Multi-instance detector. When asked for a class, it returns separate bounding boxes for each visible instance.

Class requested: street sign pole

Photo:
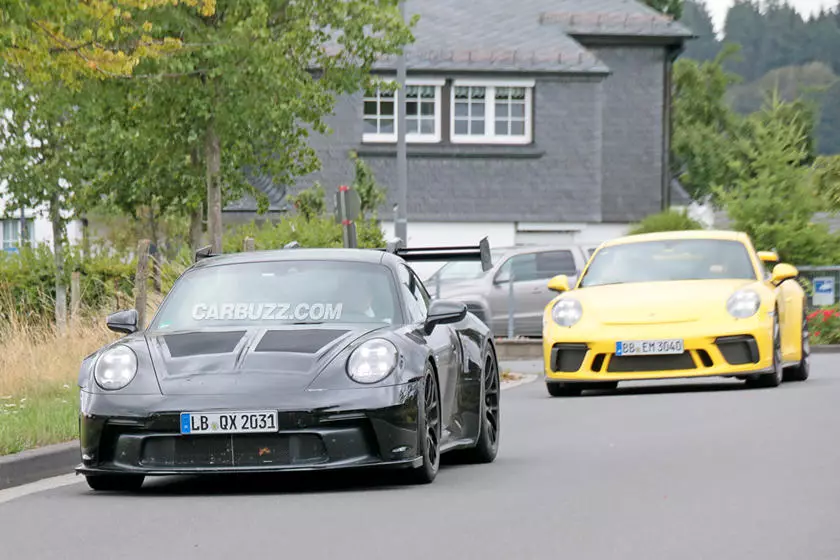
[394,0,408,244]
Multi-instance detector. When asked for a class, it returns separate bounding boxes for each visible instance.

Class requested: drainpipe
[662,42,684,211]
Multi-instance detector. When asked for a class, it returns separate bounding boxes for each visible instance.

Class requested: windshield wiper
[292,321,325,325]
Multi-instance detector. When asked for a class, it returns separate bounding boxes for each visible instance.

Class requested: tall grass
[0,286,164,455]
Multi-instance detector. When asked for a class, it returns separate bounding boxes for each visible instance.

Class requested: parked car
[542,230,809,397]
[426,245,591,337]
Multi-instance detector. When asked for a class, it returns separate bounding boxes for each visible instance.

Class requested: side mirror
[771,263,798,286]
[758,251,780,264]
[106,309,139,334]
[547,274,570,293]
[424,300,467,334]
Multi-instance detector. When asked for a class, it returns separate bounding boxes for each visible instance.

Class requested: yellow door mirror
[758,251,780,264]
[771,263,798,285]
[547,274,570,293]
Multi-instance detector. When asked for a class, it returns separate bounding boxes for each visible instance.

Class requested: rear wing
[383,237,493,272]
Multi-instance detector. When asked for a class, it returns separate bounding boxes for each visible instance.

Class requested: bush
[223,215,385,252]
[807,307,840,345]
[628,209,704,235]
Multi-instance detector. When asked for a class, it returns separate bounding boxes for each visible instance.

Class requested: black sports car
[76,239,501,490]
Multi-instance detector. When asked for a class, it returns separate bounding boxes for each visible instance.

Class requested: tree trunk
[49,195,67,335]
[189,204,204,252]
[205,120,223,254]
[148,205,162,293]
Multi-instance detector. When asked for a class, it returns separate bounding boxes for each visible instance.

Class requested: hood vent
[163,331,247,358]
[254,329,349,354]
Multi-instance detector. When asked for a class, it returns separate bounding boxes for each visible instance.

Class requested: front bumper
[543,319,774,382]
[76,382,422,476]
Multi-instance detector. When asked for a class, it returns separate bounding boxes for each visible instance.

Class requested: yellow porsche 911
[542,230,810,397]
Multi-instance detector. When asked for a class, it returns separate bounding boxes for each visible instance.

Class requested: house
[233,0,694,250]
[0,195,83,253]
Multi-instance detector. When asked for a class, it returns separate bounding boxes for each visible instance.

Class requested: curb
[811,345,840,354]
[0,441,80,491]
[0,374,542,491]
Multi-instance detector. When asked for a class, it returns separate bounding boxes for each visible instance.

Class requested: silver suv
[424,245,592,338]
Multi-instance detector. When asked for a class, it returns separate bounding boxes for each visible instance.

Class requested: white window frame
[1,219,34,250]
[362,77,444,144]
[450,79,535,145]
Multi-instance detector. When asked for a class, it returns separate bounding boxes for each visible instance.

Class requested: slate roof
[223,172,289,214]
[367,0,691,74]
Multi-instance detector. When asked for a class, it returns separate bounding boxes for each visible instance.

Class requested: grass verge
[0,315,117,456]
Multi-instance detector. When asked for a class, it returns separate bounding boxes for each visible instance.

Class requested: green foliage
[288,184,327,221]
[714,96,840,264]
[222,216,385,253]
[678,1,721,62]
[672,46,743,200]
[349,151,387,219]
[814,154,840,209]
[628,209,704,235]
[0,0,214,86]
[643,0,683,19]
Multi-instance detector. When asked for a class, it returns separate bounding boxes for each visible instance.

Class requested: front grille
[715,335,759,365]
[551,343,588,372]
[139,433,328,468]
[607,352,696,373]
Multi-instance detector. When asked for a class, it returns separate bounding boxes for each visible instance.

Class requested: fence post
[243,237,255,252]
[507,272,515,339]
[70,271,81,330]
[135,239,151,330]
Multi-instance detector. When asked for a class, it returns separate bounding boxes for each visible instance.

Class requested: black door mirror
[106,309,139,334]
[424,300,467,334]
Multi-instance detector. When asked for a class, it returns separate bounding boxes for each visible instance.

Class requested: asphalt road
[2,357,840,560]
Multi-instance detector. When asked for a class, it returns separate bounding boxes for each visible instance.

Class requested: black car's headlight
[347,338,398,384]
[94,345,138,390]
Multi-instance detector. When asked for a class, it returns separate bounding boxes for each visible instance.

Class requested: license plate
[615,339,684,356]
[180,410,279,435]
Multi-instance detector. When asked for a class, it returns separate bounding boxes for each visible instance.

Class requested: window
[496,250,577,283]
[1,219,34,250]
[362,79,444,143]
[398,265,429,323]
[451,80,534,145]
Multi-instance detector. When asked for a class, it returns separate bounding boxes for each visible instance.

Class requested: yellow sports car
[542,230,809,397]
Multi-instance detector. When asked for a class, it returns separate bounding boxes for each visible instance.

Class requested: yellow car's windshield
[579,239,758,287]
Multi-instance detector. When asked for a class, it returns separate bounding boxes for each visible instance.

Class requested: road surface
[2,356,840,559]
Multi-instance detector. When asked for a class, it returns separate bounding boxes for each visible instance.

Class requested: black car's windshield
[150,260,402,330]
[579,239,758,288]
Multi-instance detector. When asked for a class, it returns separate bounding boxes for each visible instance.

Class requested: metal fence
[796,266,840,310]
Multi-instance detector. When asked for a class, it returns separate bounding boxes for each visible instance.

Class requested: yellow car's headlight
[727,289,761,319]
[551,299,582,327]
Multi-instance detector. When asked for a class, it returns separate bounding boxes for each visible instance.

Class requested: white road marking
[0,473,83,506]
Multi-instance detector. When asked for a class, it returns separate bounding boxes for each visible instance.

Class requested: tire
[85,474,145,492]
[784,309,810,382]
[405,362,441,484]
[746,311,783,388]
[546,382,583,397]
[458,350,500,464]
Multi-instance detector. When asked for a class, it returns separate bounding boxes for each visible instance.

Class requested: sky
[704,0,836,32]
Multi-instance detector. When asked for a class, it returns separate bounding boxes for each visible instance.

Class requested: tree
[0,1,215,86]
[671,45,743,200]
[628,209,704,235]
[679,1,721,62]
[715,96,836,264]
[644,0,683,20]
[349,150,386,219]
[84,0,414,254]
[0,74,85,333]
